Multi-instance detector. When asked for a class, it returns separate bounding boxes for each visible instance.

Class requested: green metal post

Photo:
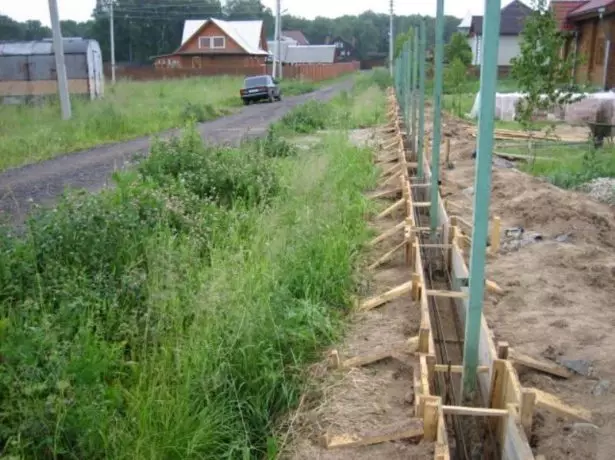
[417,19,426,178]
[411,27,419,152]
[430,0,445,233]
[406,40,412,134]
[461,0,502,400]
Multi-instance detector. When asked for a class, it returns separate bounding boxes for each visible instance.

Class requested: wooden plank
[360,280,413,311]
[434,364,489,374]
[442,405,510,417]
[413,201,431,207]
[530,387,592,422]
[368,238,408,270]
[369,221,405,246]
[325,419,424,449]
[510,350,573,379]
[380,170,403,188]
[376,198,405,220]
[367,188,401,200]
[425,289,468,299]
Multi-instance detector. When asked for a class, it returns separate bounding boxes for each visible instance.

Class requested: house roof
[567,0,615,17]
[470,0,533,35]
[180,19,267,55]
[0,38,96,56]
[551,0,588,30]
[281,30,309,45]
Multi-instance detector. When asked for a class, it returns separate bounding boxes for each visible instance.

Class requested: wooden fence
[104,61,360,82]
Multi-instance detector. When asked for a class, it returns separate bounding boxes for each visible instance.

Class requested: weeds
[0,86,380,458]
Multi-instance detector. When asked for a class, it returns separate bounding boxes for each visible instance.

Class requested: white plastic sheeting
[469,91,615,124]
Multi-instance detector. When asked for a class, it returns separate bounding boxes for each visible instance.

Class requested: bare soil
[438,114,615,460]
[282,129,433,459]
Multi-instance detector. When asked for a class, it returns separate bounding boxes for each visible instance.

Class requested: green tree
[511,0,581,147]
[444,58,469,116]
[445,32,472,66]
[394,27,414,59]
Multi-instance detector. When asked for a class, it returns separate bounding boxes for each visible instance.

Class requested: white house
[460,0,533,67]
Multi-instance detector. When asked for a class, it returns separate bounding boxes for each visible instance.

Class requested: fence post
[461,0,502,401]
[430,0,445,234]
[417,18,427,178]
[411,27,419,153]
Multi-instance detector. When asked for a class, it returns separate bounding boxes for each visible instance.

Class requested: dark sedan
[240,75,282,105]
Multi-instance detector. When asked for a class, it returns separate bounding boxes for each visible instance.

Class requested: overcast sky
[0,0,502,26]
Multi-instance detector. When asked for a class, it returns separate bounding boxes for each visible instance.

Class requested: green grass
[506,141,615,188]
[0,82,382,459]
[0,75,336,172]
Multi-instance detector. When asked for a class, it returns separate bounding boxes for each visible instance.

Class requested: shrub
[140,126,280,206]
[279,100,329,133]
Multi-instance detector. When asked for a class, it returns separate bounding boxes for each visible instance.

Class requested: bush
[181,102,219,123]
[140,126,279,206]
[255,126,298,158]
[279,100,329,133]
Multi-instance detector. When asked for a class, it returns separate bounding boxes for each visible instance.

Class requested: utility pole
[273,8,279,79]
[277,0,283,79]
[48,0,71,120]
[461,0,502,401]
[389,0,394,75]
[109,0,116,84]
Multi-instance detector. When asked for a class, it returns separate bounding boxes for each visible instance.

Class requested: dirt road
[0,80,352,225]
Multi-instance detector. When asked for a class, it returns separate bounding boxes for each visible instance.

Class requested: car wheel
[243,99,249,105]
[268,93,275,103]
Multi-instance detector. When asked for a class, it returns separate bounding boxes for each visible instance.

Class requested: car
[240,75,282,105]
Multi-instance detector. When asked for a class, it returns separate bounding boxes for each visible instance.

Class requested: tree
[445,32,472,66]
[444,58,469,116]
[511,0,581,150]
[394,27,414,59]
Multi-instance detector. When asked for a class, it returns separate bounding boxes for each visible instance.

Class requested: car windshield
[244,76,271,88]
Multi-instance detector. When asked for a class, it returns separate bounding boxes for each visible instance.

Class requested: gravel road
[0,79,353,225]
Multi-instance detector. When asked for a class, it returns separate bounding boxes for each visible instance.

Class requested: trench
[409,169,501,460]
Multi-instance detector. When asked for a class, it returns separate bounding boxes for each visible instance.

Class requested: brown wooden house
[153,19,269,70]
[553,0,615,88]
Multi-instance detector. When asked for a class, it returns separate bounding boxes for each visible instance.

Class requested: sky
[0,0,494,26]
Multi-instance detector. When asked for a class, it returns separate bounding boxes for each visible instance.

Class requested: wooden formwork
[325,88,590,458]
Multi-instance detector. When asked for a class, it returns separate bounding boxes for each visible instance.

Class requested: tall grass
[0,85,379,458]
[0,76,331,172]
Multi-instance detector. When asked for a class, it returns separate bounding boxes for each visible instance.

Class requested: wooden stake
[360,280,413,311]
[423,397,440,441]
[418,329,430,354]
[412,273,421,300]
[489,359,507,433]
[520,388,536,437]
[496,341,510,360]
[491,216,501,254]
[379,162,402,178]
[445,138,451,165]
[448,217,457,269]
